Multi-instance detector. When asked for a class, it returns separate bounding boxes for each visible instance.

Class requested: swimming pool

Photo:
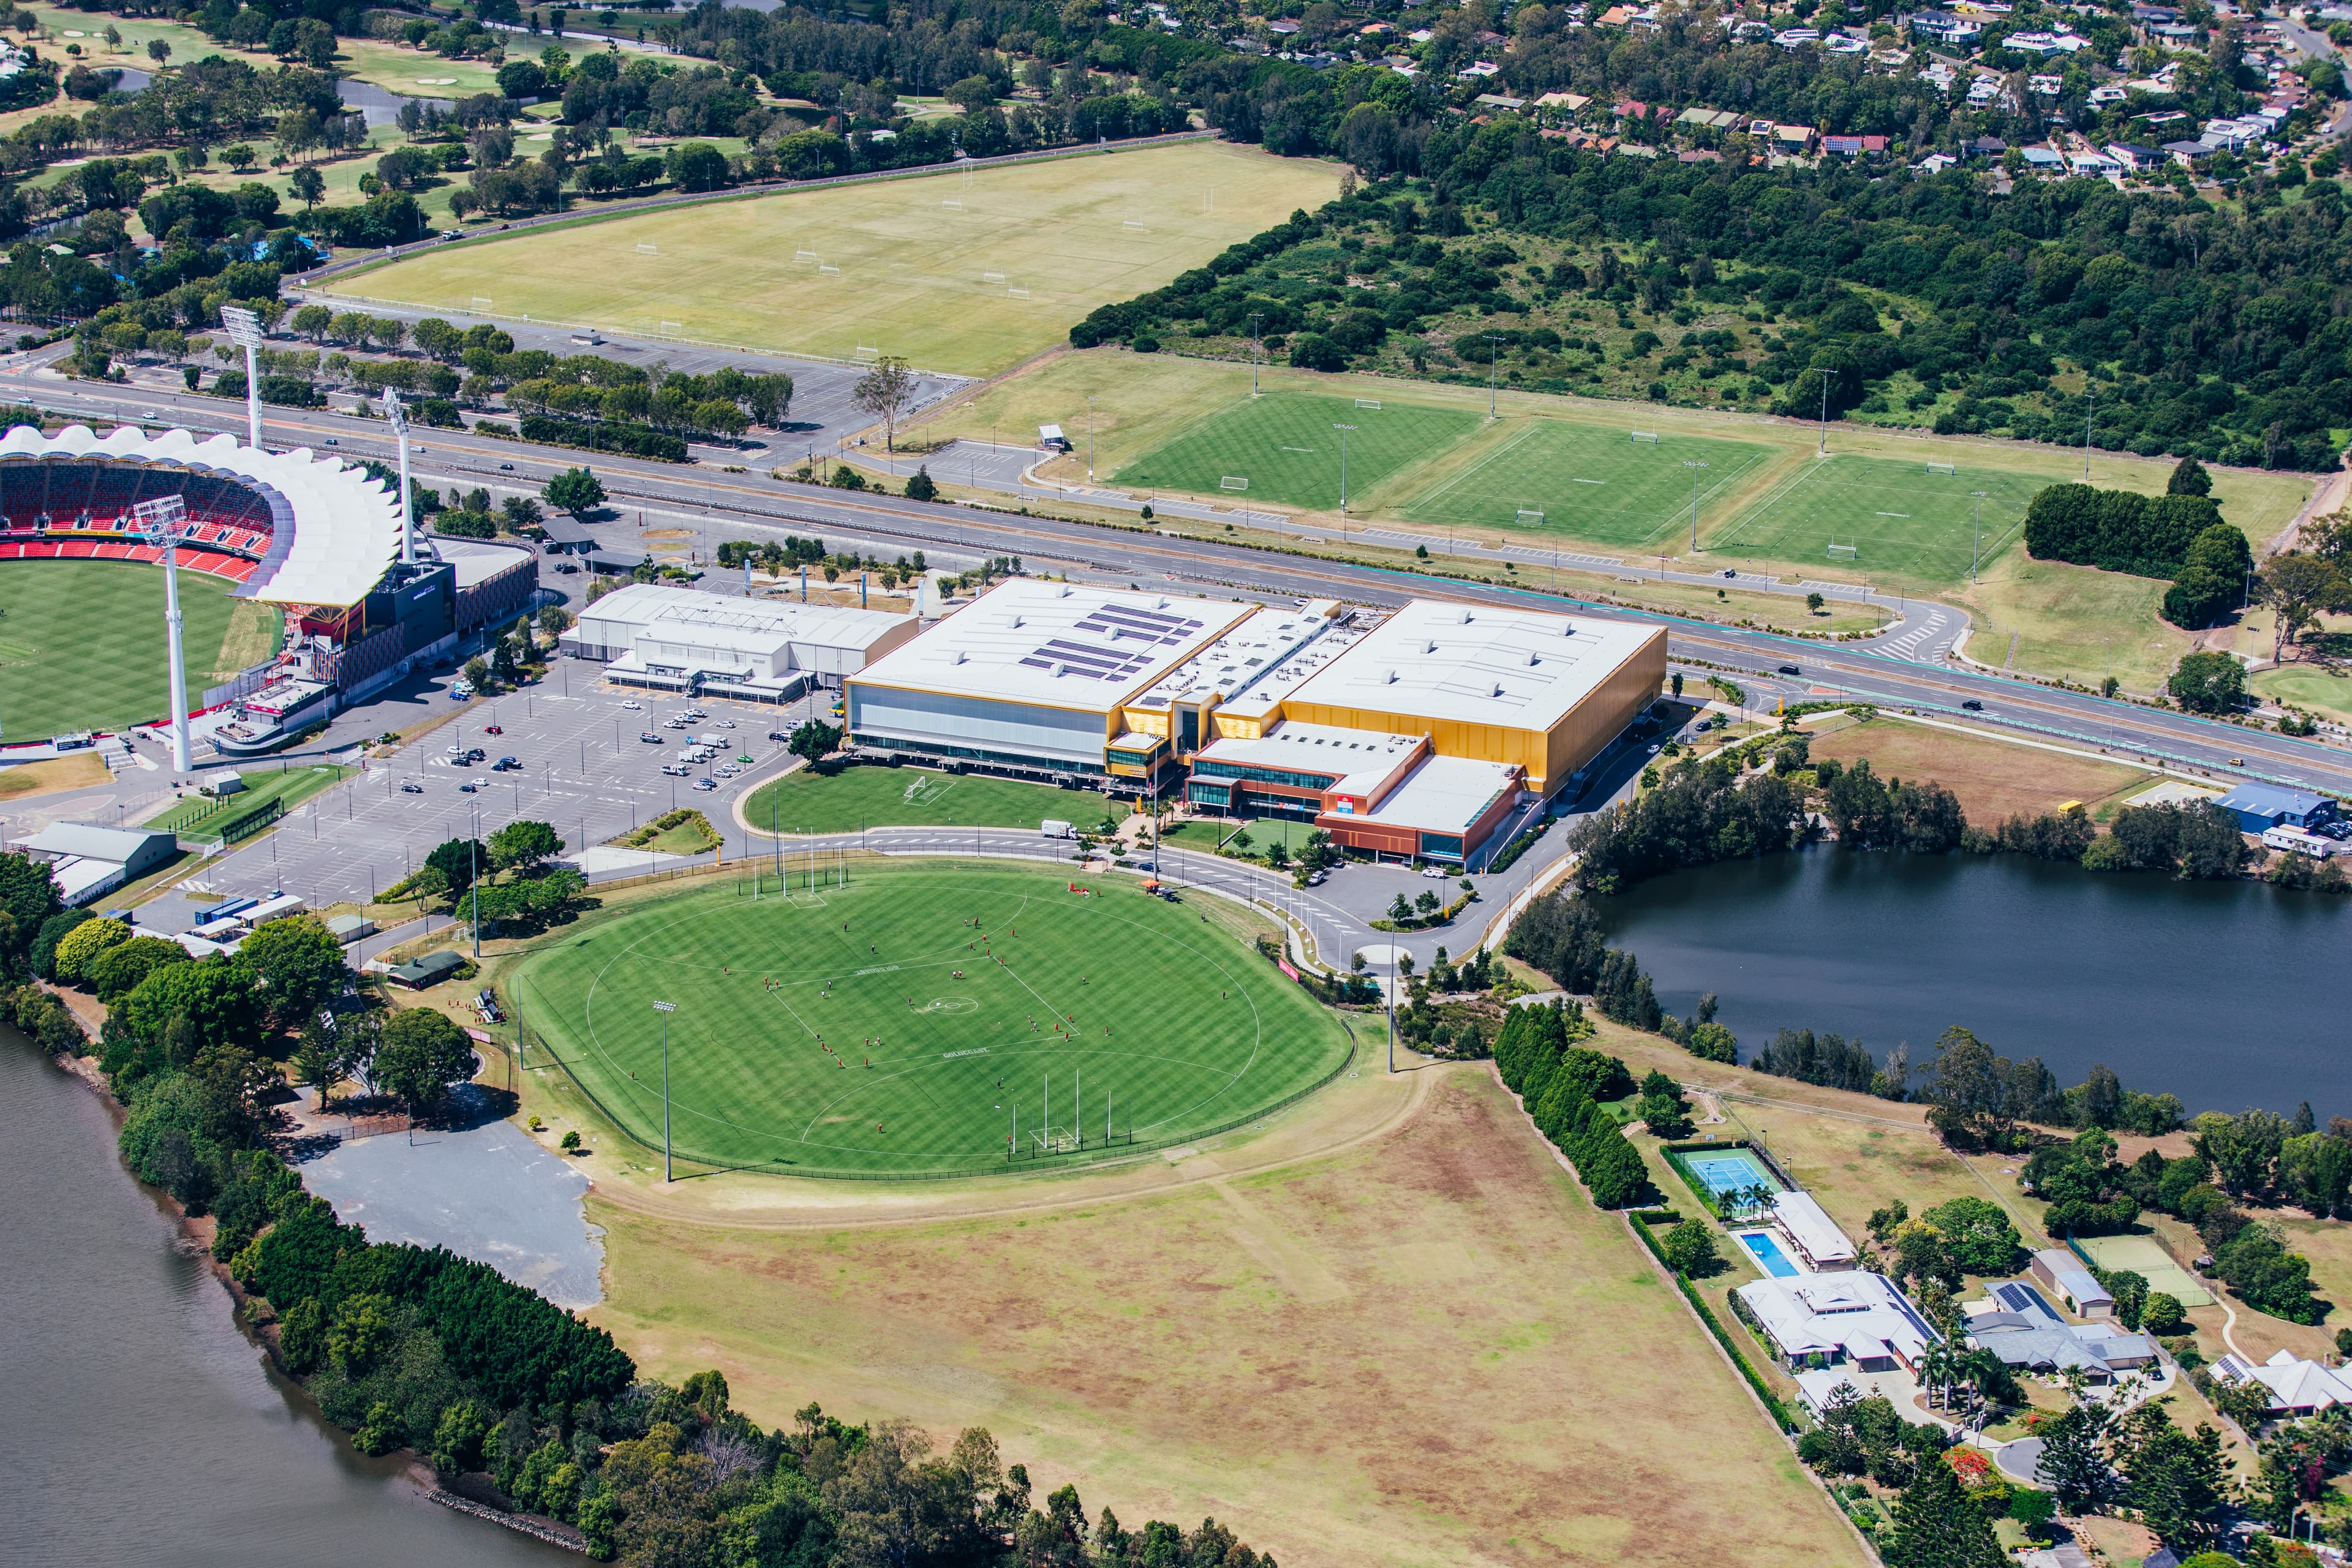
[1740,1231,1800,1278]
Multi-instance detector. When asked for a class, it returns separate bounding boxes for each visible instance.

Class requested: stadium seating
[0,464,277,557]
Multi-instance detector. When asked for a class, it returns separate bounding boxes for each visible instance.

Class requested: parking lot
[187,673,835,911]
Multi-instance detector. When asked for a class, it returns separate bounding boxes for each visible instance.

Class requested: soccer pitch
[1114,391,1483,511]
[1705,454,2046,584]
[743,763,1106,837]
[0,560,247,740]
[1401,420,1776,546]
[339,141,1338,377]
[511,861,1355,1177]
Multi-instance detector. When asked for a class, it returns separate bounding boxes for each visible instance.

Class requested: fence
[504,968,1359,1182]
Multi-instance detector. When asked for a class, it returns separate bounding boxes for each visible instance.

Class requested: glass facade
[1193,759,1340,791]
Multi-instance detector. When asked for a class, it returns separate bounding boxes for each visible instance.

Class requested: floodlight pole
[1684,461,1708,552]
[1818,375,1829,456]
[653,1000,676,1181]
[2083,385,2094,480]
[131,495,193,774]
[1487,334,1502,419]
[1085,396,1096,482]
[1248,312,1264,396]
[382,389,413,564]
[1970,491,1988,583]
[1333,423,1356,523]
[220,304,265,451]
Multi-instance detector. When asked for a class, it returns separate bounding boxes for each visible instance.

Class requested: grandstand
[0,424,537,750]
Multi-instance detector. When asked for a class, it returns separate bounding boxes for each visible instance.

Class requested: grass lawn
[0,750,109,799]
[1159,815,1323,856]
[335,140,1341,375]
[1803,712,2158,826]
[0,559,254,739]
[511,859,1354,1176]
[2252,664,2352,725]
[1114,390,1484,514]
[581,1063,1870,1568]
[743,764,1107,837]
[1705,454,2046,587]
[1957,552,2194,695]
[143,763,353,835]
[1400,417,1775,548]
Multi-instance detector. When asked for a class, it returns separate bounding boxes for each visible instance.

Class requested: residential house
[1822,134,1890,157]
[2105,141,2166,172]
[1774,124,1818,151]
[2020,144,2068,170]
[2028,1249,2116,1317]
[2163,139,2214,167]
[1736,1272,1941,1373]
[2069,147,2125,176]
[1915,151,1962,173]
[1967,1289,2158,1382]
[1770,1191,1860,1267]
[1774,26,1822,47]
[2212,1350,2352,1415]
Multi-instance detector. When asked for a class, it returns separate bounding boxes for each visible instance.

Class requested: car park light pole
[653,1000,677,1181]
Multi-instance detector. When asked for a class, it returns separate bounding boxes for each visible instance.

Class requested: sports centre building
[558,582,917,701]
[0,424,535,752]
[846,581,1666,865]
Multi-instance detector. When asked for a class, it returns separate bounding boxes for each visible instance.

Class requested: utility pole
[1487,334,1502,419]
[2084,385,2095,480]
[1248,311,1264,396]
[1684,461,1708,552]
[1085,395,1096,482]
[653,1000,676,1180]
[1818,374,1830,456]
[1970,491,1987,584]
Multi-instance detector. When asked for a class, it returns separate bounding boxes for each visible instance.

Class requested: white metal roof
[23,822,173,862]
[1197,721,1422,796]
[1736,1272,1937,1363]
[0,423,404,609]
[853,579,1250,714]
[1131,603,1337,710]
[578,582,914,654]
[1286,600,1662,731]
[1352,753,1521,832]
[1771,1191,1858,1264]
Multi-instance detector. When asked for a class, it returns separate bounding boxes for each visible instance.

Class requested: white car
[715,764,740,778]
[692,778,717,791]
[1420,865,1449,878]
[621,699,642,710]
[716,719,736,729]
[446,744,465,755]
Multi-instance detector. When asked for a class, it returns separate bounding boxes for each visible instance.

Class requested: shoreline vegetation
[0,839,1287,1568]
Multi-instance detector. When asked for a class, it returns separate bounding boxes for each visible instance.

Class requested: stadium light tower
[219,304,265,451]
[1683,461,1708,552]
[382,388,413,564]
[130,494,194,774]
[652,1000,677,1181]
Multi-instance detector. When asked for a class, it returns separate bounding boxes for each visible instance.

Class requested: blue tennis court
[1683,1150,1783,1202]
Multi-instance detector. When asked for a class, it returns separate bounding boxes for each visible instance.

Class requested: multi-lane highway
[10,348,2350,798]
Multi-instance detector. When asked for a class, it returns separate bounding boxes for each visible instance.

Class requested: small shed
[325,913,375,944]
[388,949,468,989]
[204,770,246,796]
[2029,1248,2116,1318]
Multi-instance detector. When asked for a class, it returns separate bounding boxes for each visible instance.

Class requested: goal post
[1219,476,1250,491]
[1826,542,1860,559]
[1516,508,1546,528]
[1354,398,1382,409]
[1926,461,1956,475]
[635,242,658,254]
[1629,429,1660,444]
[469,296,492,312]
[1006,287,1030,298]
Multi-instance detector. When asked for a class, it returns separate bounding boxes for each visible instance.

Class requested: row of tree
[1491,1001,1649,1207]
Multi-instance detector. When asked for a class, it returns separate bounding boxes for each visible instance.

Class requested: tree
[2117,1401,2230,1551]
[2033,1400,2118,1512]
[372,1007,477,1115]
[2168,455,2212,496]
[292,1020,339,1109]
[425,837,486,899]
[788,720,842,764]
[51,914,131,985]
[1880,1453,2006,1568]
[463,655,490,691]
[288,165,325,209]
[1662,1218,1722,1276]
[489,820,563,873]
[850,357,917,453]
[239,914,347,1028]
[2256,552,2352,663]
[1806,591,1825,614]
[904,466,937,502]
[543,466,605,518]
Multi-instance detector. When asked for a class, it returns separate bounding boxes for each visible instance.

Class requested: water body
[338,77,428,126]
[1599,846,2350,1119]
[0,1039,567,1567]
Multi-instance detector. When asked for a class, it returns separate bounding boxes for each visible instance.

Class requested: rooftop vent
[1527,652,1540,666]
[1383,668,1398,684]
[1458,608,1474,624]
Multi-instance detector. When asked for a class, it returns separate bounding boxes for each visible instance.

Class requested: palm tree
[1918,1343,1956,1412]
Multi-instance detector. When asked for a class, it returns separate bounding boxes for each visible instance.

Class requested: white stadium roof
[0,424,405,609]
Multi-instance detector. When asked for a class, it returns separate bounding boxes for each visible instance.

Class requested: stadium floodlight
[382,389,413,564]
[130,494,194,774]
[1333,423,1357,530]
[652,1000,677,1182]
[1683,461,1708,552]
[218,304,265,451]
[1971,491,1988,584]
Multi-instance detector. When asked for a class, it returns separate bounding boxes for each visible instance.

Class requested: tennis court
[2074,1234,2213,1307]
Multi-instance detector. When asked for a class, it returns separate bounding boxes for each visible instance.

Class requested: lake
[1598,846,2349,1119]
[0,1038,567,1567]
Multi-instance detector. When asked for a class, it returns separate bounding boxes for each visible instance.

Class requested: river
[1599,846,2350,1118]
[0,1038,567,1567]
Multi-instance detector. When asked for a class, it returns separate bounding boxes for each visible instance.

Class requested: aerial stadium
[0,421,535,758]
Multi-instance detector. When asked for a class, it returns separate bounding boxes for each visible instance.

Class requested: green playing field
[1401,420,1776,545]
[510,860,1355,1177]
[0,559,247,741]
[1113,391,1483,511]
[1703,455,2046,584]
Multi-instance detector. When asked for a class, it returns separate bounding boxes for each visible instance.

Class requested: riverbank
[1,1036,570,1565]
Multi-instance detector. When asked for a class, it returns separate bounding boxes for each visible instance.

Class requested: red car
[484,724,504,734]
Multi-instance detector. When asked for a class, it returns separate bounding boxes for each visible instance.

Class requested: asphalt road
[8,354,2350,800]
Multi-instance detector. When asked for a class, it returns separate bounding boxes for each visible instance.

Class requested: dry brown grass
[584,1063,1866,1568]
[1804,712,2156,826]
[0,751,110,799]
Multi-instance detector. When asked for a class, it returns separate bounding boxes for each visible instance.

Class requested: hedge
[1628,1208,1796,1432]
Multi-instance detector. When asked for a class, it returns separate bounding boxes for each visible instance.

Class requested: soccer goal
[942,198,964,209]
[1220,476,1250,492]
[795,249,818,263]
[1006,287,1030,299]
[1517,508,1546,528]
[470,296,493,312]
[1927,461,1956,476]
[854,345,881,360]
[1355,398,1382,410]
[1122,219,1147,231]
[658,320,682,335]
[982,271,1005,283]
[635,243,658,255]
[1630,429,1660,444]
[818,264,841,275]
[1827,541,1860,560]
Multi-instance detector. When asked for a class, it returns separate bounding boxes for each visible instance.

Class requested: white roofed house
[1735,1272,1940,1376]
[2212,1351,2352,1417]
[1769,1191,1858,1268]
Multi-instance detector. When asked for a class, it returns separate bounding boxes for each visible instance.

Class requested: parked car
[716,719,736,729]
[1420,865,1449,878]
[446,744,466,755]
[768,731,792,742]
[1722,568,1737,578]
[467,748,486,762]
[492,756,519,771]
[400,782,423,794]
[693,778,717,791]
[621,700,642,710]
[641,731,663,742]
[458,782,478,793]
[484,725,503,734]
[663,764,690,777]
